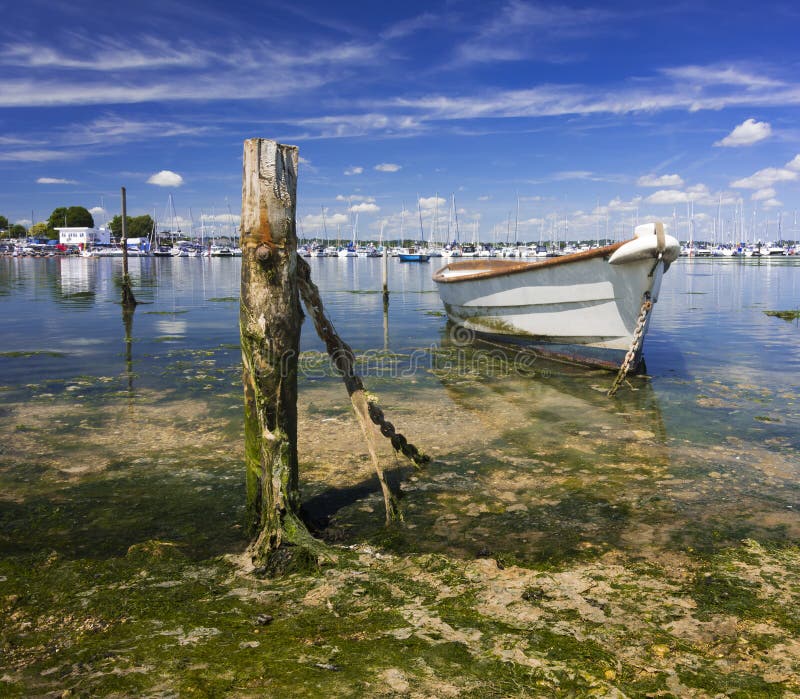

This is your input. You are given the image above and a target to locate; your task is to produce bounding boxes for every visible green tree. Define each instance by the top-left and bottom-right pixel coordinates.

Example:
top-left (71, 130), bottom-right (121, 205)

top-left (29, 222), bottom-right (49, 238)
top-left (109, 214), bottom-right (155, 239)
top-left (47, 206), bottom-right (94, 232)
top-left (9, 223), bottom-right (27, 238)
top-left (0, 215), bottom-right (8, 231)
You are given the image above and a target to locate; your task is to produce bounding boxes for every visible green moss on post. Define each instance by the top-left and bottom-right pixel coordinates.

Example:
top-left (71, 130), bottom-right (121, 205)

top-left (239, 138), bottom-right (319, 572)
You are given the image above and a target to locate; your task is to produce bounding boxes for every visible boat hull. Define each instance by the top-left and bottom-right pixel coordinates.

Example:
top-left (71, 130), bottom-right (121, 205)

top-left (433, 226), bottom-right (678, 369)
top-left (399, 254), bottom-right (430, 262)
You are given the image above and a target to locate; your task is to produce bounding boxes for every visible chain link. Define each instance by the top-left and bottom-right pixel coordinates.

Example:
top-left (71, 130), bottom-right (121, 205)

top-left (296, 256), bottom-right (430, 466)
top-left (608, 292), bottom-right (653, 397)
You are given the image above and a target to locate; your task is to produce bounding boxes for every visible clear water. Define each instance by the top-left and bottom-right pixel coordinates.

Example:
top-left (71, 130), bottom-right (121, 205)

top-left (1, 255), bottom-right (799, 563)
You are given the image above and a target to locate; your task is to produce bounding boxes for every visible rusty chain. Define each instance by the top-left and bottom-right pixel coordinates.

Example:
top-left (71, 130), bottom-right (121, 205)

top-left (296, 255), bottom-right (430, 466)
top-left (607, 292), bottom-right (653, 397)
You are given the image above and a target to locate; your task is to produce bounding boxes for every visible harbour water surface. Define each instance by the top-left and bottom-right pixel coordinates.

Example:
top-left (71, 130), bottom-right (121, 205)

top-left (2, 254), bottom-right (800, 695)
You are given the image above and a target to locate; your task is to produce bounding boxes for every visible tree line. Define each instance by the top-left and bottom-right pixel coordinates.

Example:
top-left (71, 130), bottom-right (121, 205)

top-left (1, 206), bottom-right (96, 238)
top-left (1, 207), bottom-right (154, 242)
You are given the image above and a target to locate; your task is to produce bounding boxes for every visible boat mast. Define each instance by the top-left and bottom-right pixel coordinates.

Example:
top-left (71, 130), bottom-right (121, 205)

top-left (432, 193), bottom-right (438, 248)
top-left (417, 194), bottom-right (424, 246)
top-left (446, 196), bottom-right (452, 245)
top-left (453, 194), bottom-right (460, 243)
top-left (226, 199), bottom-right (237, 248)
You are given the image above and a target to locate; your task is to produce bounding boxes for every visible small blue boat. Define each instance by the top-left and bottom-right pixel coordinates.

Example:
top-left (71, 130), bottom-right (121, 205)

top-left (398, 246), bottom-right (430, 262)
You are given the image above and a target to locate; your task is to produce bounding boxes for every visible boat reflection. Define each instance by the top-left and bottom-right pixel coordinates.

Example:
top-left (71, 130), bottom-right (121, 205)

top-left (436, 322), bottom-right (668, 452)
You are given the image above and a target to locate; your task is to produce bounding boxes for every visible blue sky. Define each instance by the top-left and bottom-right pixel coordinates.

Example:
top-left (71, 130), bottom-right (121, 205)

top-left (2, 0), bottom-right (800, 243)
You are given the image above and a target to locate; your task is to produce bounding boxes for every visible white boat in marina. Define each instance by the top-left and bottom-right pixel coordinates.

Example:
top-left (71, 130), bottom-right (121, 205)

top-left (765, 243), bottom-right (787, 256)
top-left (433, 222), bottom-right (680, 370)
top-left (210, 244), bottom-right (234, 257)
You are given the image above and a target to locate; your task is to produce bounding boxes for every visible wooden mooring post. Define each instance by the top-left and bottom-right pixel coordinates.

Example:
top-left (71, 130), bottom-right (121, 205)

top-left (120, 187), bottom-right (137, 308)
top-left (239, 139), bottom-right (320, 570)
top-left (382, 246), bottom-right (389, 305)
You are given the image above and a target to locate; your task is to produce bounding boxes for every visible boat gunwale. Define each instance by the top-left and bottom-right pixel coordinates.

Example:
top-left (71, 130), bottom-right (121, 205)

top-left (432, 239), bottom-right (628, 283)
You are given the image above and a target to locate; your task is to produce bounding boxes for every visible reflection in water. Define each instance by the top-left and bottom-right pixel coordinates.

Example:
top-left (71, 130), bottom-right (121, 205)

top-left (154, 319), bottom-right (188, 336)
top-left (123, 305), bottom-right (135, 398)
top-left (56, 257), bottom-right (96, 307)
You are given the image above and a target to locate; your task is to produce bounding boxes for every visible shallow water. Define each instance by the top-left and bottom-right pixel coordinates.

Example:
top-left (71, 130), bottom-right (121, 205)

top-left (1, 255), bottom-right (799, 564)
top-left (3, 254), bottom-right (800, 696)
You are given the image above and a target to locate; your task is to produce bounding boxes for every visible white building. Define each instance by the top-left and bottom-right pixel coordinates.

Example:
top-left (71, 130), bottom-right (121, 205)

top-left (56, 227), bottom-right (111, 247)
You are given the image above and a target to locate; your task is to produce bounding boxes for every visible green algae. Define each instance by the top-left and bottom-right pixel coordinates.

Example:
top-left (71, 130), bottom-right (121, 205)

top-left (0, 350), bottom-right (67, 358)
top-left (765, 309), bottom-right (800, 321)
top-left (2, 339), bottom-right (800, 696)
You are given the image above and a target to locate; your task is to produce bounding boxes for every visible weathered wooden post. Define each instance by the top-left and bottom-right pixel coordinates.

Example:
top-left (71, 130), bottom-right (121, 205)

top-left (240, 139), bottom-right (317, 570)
top-left (382, 247), bottom-right (389, 300)
top-left (120, 187), bottom-right (137, 308)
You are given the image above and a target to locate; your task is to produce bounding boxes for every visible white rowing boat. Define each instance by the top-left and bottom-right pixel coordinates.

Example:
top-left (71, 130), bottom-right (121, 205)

top-left (432, 222), bottom-right (680, 370)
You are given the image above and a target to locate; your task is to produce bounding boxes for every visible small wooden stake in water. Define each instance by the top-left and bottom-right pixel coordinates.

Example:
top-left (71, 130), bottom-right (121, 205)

top-left (120, 187), bottom-right (137, 308)
top-left (382, 247), bottom-right (389, 305)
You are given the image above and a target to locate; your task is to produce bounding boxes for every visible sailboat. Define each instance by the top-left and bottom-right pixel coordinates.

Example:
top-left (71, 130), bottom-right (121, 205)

top-left (399, 196), bottom-right (430, 262)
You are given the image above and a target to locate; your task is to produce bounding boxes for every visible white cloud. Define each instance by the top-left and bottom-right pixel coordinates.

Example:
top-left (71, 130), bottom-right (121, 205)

top-left (645, 183), bottom-right (739, 206)
top-left (646, 190), bottom-right (694, 205)
top-left (63, 116), bottom-right (208, 147)
top-left (731, 167), bottom-right (797, 189)
top-left (344, 166), bottom-right (363, 176)
top-left (613, 197), bottom-right (642, 211)
top-left (786, 154), bottom-right (800, 171)
top-left (336, 194), bottom-right (374, 202)
top-left (762, 198), bottom-right (782, 209)
top-left (661, 65), bottom-right (784, 89)
top-left (0, 35), bottom-right (377, 109)
top-left (418, 196), bottom-right (446, 211)
top-left (302, 212), bottom-right (349, 229)
top-left (381, 12), bottom-right (439, 40)
top-left (715, 118), bottom-right (772, 147)
top-left (449, 1), bottom-right (616, 67)
top-left (751, 187), bottom-right (776, 201)
top-left (637, 173), bottom-right (684, 188)
top-left (350, 202), bottom-right (380, 213)
top-left (89, 206), bottom-right (106, 216)
top-left (36, 177), bottom-right (77, 184)
top-left (1, 39), bottom-right (211, 71)
top-left (291, 114), bottom-right (424, 140)
top-left (478, 195), bottom-right (491, 201)
top-left (147, 170), bottom-right (184, 187)
top-left (375, 163), bottom-right (401, 172)
top-left (0, 149), bottom-right (72, 162)
top-left (553, 170), bottom-right (594, 180)
top-left (0, 136), bottom-right (36, 145)
top-left (200, 212), bottom-right (239, 225)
